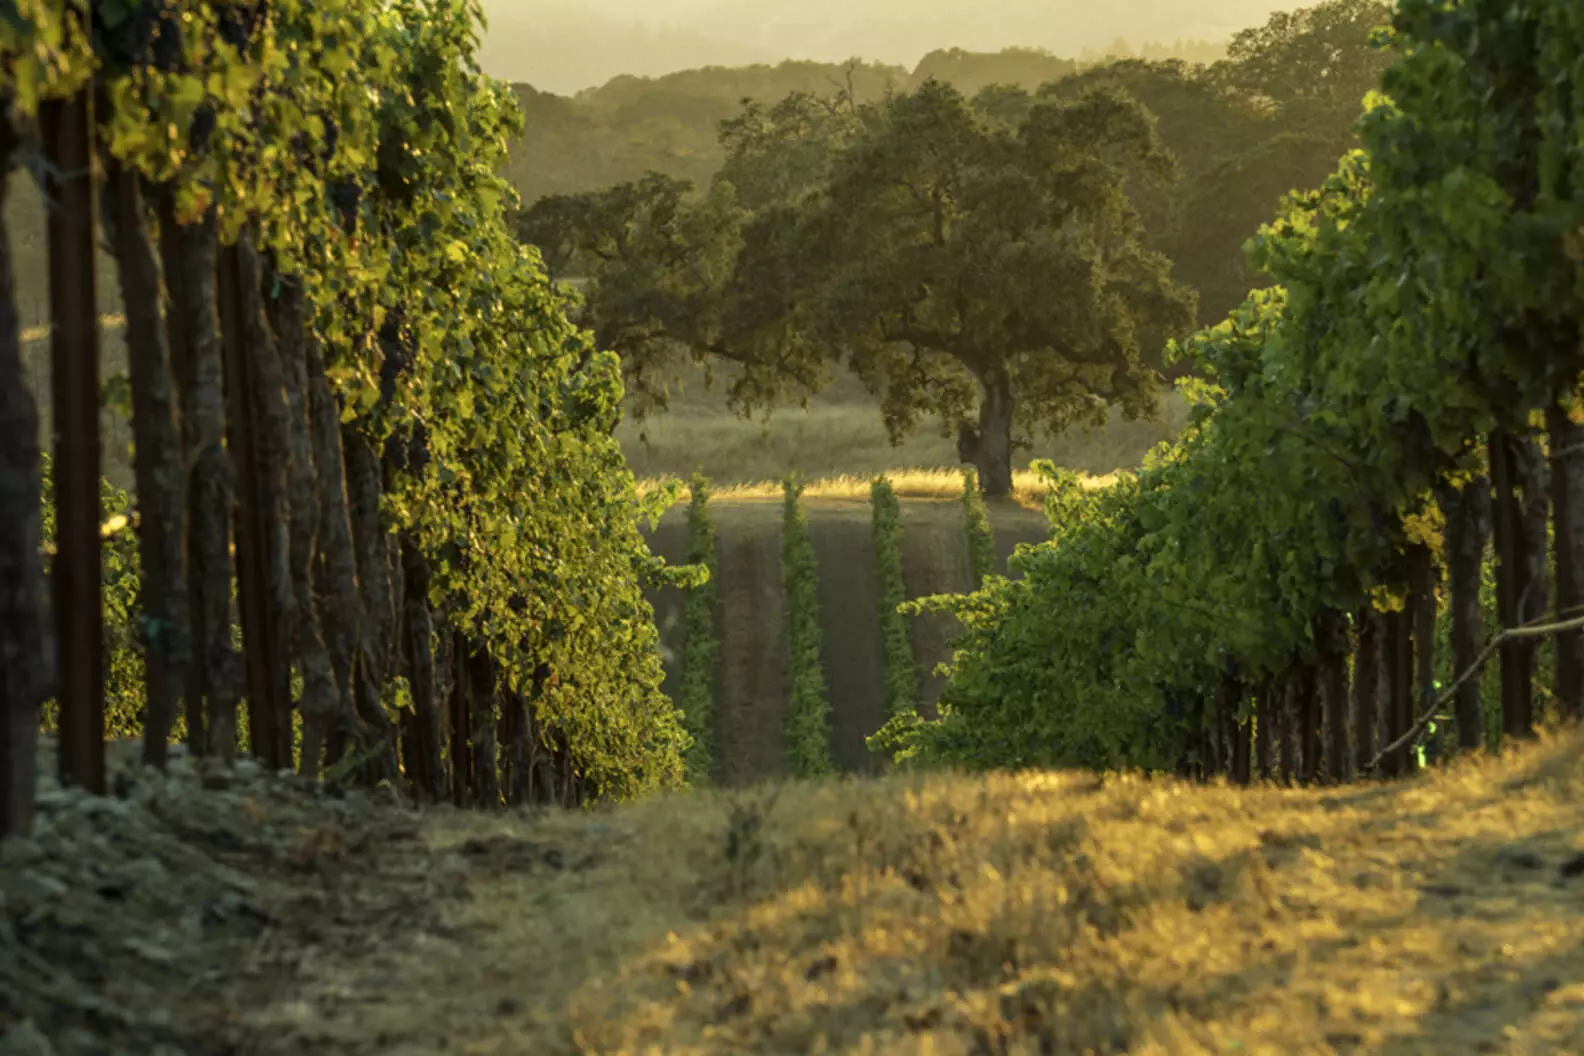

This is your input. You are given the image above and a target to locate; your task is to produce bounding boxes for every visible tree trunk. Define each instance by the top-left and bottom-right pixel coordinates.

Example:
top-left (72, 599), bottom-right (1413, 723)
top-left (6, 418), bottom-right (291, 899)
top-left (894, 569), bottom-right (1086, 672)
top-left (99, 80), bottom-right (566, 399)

top-left (1205, 693), bottom-right (1225, 779)
top-left (974, 367), bottom-right (1015, 499)
top-left (1516, 432), bottom-right (1550, 724)
top-left (235, 240), bottom-right (298, 767)
top-left (525, 679), bottom-right (559, 805)
top-left (103, 160), bottom-right (191, 770)
top-left (504, 665), bottom-right (546, 805)
top-left (43, 90), bottom-right (104, 794)
top-left (306, 337), bottom-right (363, 766)
top-left (1408, 544), bottom-right (1439, 767)
top-left (1230, 711), bottom-right (1252, 786)
top-left (401, 536), bottom-right (445, 803)
top-left (1254, 680), bottom-right (1273, 781)
top-left (496, 689), bottom-right (518, 806)
top-left (1222, 675), bottom-right (1251, 785)
top-left (1380, 607), bottom-right (1413, 778)
top-left (0, 126), bottom-right (52, 836)
top-left (155, 190), bottom-right (198, 749)
top-left (1351, 607), bottom-right (1379, 777)
top-left (1438, 474), bottom-right (1491, 751)
top-left (1489, 428), bottom-right (1535, 740)
top-left (266, 268), bottom-right (337, 778)
top-left (447, 628), bottom-right (472, 806)
top-left (1275, 669), bottom-right (1299, 784)
top-left (221, 242), bottom-right (281, 766)
top-left (1296, 660), bottom-right (1320, 785)
top-left (1550, 402), bottom-right (1584, 723)
top-left (160, 207), bottom-right (241, 761)
top-left (345, 429), bottom-right (396, 780)
top-left (1317, 610), bottom-right (1349, 783)
top-left (468, 642), bottom-right (501, 807)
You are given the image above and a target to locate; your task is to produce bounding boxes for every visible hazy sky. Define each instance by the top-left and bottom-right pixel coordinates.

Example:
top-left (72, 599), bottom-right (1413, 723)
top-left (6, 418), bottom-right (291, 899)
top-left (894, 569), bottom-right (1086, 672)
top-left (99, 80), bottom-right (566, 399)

top-left (477, 0), bottom-right (1300, 96)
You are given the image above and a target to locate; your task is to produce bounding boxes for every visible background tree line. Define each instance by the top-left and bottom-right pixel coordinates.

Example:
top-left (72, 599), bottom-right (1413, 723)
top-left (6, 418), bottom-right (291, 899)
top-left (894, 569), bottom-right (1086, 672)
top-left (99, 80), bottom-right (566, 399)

top-left (514, 0), bottom-right (1393, 498)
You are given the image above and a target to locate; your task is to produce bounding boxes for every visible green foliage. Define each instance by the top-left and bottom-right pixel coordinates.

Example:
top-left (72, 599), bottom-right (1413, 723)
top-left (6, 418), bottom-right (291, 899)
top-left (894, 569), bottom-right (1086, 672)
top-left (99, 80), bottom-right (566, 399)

top-left (526, 75), bottom-right (1196, 494)
top-left (0, 0), bottom-right (93, 114)
top-left (37, 456), bottom-right (147, 740)
top-left (678, 474), bottom-right (719, 784)
top-left (880, 465), bottom-right (1183, 771)
top-left (961, 469), bottom-right (997, 587)
top-left (1212, 0), bottom-right (1394, 140)
top-left (512, 3), bottom-right (1393, 372)
top-left (869, 476), bottom-right (919, 719)
top-left (874, 0), bottom-right (1584, 777)
top-left (41, 0), bottom-right (697, 802)
top-left (517, 171), bottom-right (754, 416)
top-left (762, 78), bottom-right (1196, 494)
top-left (780, 475), bottom-right (832, 777)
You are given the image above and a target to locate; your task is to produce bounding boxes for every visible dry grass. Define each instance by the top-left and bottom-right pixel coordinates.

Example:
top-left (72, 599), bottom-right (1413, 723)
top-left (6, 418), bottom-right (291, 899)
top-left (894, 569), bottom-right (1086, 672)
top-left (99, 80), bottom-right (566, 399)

top-left (638, 467), bottom-right (1121, 514)
top-left (20, 313), bottom-right (128, 345)
top-left (617, 363), bottom-right (1190, 488)
top-left (273, 725), bottom-right (1584, 1054)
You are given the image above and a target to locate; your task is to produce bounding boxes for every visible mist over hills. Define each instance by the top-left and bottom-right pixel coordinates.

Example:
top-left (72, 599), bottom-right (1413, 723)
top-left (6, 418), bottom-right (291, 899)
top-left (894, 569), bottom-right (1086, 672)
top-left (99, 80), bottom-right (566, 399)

top-left (477, 0), bottom-right (1296, 95)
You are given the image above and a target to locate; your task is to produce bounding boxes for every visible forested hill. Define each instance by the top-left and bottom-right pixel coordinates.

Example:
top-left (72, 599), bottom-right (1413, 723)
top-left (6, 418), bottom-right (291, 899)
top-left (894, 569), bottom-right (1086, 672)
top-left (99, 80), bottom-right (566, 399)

top-left (504, 1), bottom-right (1391, 335)
top-left (502, 44), bottom-right (1217, 207)
top-left (476, 0), bottom-right (1286, 95)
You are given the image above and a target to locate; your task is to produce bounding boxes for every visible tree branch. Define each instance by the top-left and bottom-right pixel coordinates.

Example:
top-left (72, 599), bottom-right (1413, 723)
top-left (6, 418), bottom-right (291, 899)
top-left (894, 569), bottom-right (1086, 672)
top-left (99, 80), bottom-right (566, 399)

top-left (1361, 607), bottom-right (1584, 776)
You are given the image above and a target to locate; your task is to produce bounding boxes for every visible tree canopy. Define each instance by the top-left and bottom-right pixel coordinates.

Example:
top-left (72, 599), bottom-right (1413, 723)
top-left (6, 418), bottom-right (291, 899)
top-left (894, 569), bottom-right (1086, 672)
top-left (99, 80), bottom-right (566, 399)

top-left (521, 78), bottom-right (1195, 495)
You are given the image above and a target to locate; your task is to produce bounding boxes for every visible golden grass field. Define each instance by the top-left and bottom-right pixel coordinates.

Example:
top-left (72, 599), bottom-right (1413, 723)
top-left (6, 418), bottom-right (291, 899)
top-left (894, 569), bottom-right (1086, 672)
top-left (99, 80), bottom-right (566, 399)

top-left (259, 723), bottom-right (1584, 1054)
top-left (617, 361), bottom-right (1190, 491)
top-left (636, 467), bottom-right (1120, 515)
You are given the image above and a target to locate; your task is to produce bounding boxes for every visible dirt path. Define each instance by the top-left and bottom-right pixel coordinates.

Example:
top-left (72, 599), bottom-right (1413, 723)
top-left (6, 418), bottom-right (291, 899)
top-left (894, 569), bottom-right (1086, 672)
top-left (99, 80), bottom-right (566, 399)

top-left (218, 726), bottom-right (1584, 1055)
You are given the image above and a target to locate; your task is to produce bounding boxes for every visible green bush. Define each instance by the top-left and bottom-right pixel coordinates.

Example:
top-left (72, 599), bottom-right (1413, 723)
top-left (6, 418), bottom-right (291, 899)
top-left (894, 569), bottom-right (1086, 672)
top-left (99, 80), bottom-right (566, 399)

top-left (870, 475), bottom-right (919, 719)
top-left (872, 466), bottom-right (1182, 773)
top-left (678, 474), bottom-right (719, 784)
top-left (780, 475), bottom-right (833, 777)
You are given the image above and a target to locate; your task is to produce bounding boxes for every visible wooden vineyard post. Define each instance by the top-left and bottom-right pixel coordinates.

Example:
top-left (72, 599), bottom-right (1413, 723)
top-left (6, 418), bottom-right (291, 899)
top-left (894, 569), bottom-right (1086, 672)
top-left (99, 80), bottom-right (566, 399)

top-left (1489, 429), bottom-right (1535, 739)
top-left (218, 242), bottom-right (288, 768)
top-left (43, 87), bottom-right (105, 794)
top-left (0, 114), bottom-right (51, 836)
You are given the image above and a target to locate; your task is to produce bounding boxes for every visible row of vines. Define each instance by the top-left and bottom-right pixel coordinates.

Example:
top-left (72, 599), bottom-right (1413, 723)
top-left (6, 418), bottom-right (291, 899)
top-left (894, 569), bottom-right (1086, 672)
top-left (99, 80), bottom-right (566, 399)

top-left (874, 0), bottom-right (1584, 785)
top-left (0, 0), bottom-right (699, 838)
top-left (671, 471), bottom-right (1006, 781)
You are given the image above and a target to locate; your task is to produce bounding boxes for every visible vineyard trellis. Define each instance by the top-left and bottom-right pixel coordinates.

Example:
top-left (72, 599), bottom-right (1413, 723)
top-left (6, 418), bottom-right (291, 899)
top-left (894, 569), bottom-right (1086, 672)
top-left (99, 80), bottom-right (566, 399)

top-left (873, 0), bottom-right (1584, 784)
top-left (0, 0), bottom-right (696, 840)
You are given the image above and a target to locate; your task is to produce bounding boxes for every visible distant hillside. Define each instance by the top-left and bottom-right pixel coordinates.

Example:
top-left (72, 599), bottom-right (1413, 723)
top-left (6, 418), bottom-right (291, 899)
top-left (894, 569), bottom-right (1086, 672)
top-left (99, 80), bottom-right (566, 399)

top-left (478, 0), bottom-right (1281, 94)
top-left (503, 44), bottom-right (1223, 206)
top-left (504, 58), bottom-right (911, 203)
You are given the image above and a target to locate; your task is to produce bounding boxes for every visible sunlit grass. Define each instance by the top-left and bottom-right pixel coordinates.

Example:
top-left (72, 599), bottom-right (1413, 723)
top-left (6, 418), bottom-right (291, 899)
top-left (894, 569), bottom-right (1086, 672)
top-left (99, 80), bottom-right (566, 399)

top-left (638, 466), bottom-right (1121, 513)
top-left (617, 365), bottom-right (1190, 489)
top-left (295, 723), bottom-right (1584, 1054)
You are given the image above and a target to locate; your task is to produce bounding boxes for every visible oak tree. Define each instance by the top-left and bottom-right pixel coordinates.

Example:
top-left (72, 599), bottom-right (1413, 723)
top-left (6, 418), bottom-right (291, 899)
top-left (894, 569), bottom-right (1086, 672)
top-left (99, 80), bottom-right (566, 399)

top-left (781, 79), bottom-right (1196, 496)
